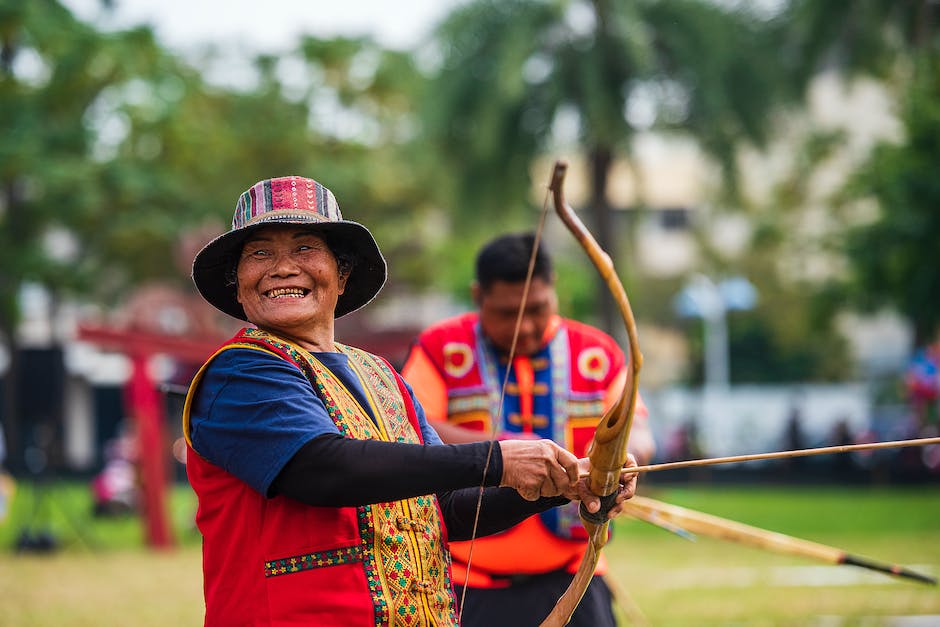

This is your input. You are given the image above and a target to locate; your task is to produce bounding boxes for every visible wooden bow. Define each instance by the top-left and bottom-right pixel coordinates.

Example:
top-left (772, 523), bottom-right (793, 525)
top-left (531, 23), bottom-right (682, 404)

top-left (538, 160), bottom-right (644, 626)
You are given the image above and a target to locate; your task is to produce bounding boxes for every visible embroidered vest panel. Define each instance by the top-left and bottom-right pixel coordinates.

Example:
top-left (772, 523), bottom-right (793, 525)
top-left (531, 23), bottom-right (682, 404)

top-left (184, 328), bottom-right (457, 626)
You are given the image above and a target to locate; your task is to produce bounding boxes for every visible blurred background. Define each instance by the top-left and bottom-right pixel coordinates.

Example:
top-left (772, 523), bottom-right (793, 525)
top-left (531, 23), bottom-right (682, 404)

top-left (1, 0), bottom-right (939, 624)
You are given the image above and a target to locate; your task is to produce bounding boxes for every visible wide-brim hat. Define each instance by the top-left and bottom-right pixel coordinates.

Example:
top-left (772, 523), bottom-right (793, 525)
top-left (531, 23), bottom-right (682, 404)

top-left (192, 176), bottom-right (386, 320)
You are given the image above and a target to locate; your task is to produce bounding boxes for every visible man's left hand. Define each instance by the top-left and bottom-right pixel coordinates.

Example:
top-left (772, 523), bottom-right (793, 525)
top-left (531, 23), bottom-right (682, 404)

top-left (566, 453), bottom-right (638, 518)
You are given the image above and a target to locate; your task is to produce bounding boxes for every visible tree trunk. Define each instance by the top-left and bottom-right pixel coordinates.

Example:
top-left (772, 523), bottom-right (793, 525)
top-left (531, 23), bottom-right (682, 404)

top-left (0, 179), bottom-right (22, 472)
top-left (587, 145), bottom-right (618, 335)
top-left (0, 318), bottom-right (20, 473)
top-left (915, 0), bottom-right (934, 51)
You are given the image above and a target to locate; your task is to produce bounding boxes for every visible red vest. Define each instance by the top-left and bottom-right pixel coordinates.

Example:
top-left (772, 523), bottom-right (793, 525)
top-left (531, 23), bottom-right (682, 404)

top-left (184, 329), bottom-right (458, 626)
top-left (408, 314), bottom-right (625, 586)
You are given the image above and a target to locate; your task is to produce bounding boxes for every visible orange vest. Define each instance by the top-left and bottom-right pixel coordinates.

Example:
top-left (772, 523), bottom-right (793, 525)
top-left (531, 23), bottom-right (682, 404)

top-left (404, 314), bottom-right (631, 587)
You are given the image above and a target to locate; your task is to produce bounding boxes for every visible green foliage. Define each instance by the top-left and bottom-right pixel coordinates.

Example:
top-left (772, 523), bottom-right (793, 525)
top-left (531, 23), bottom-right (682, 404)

top-left (419, 0), bottom-right (562, 228)
top-left (667, 0), bottom-right (940, 383)
top-left (423, 0), bottom-right (790, 216)
top-left (643, 0), bottom-right (793, 187)
top-left (779, 0), bottom-right (932, 83)
top-left (775, 2), bottom-right (940, 346)
top-left (841, 60), bottom-right (940, 344)
top-left (2, 0), bottom-right (939, 390)
top-left (728, 312), bottom-right (849, 383)
top-left (0, 1), bottom-right (437, 318)
top-left (0, 2), bottom-right (252, 318)
top-left (419, 0), bottom-right (796, 338)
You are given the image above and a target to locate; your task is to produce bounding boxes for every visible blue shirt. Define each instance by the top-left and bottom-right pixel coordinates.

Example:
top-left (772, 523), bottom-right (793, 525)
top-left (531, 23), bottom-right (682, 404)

top-left (189, 348), bottom-right (441, 496)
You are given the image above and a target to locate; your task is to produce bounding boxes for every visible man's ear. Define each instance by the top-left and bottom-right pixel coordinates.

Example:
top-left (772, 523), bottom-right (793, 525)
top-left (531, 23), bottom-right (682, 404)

top-left (471, 281), bottom-right (482, 306)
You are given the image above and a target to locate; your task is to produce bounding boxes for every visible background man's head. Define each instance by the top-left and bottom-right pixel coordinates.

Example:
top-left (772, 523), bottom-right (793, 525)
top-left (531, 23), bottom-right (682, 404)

top-left (473, 233), bottom-right (557, 355)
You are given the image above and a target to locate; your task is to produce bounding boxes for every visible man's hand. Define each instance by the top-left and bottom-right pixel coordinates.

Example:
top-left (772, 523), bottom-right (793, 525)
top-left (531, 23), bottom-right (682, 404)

top-left (497, 439), bottom-right (581, 501)
top-left (566, 453), bottom-right (639, 518)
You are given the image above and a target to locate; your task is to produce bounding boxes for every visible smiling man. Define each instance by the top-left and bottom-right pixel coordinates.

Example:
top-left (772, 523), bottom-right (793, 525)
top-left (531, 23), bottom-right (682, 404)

top-left (235, 227), bottom-right (351, 350)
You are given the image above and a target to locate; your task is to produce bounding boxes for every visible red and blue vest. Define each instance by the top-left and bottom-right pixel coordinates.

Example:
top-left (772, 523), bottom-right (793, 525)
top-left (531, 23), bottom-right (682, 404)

top-left (403, 313), bottom-right (631, 586)
top-left (183, 328), bottom-right (458, 626)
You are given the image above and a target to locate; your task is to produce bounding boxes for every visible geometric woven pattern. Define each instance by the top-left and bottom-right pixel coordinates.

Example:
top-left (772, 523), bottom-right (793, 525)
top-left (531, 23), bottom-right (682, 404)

top-left (235, 328), bottom-right (459, 626)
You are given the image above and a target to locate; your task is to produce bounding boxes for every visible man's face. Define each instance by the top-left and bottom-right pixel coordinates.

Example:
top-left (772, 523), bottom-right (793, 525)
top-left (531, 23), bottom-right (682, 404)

top-left (474, 277), bottom-right (557, 355)
top-left (236, 225), bottom-right (347, 335)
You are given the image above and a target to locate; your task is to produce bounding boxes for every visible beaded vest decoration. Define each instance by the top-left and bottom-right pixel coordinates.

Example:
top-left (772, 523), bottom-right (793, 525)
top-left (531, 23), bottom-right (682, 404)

top-left (195, 327), bottom-right (458, 627)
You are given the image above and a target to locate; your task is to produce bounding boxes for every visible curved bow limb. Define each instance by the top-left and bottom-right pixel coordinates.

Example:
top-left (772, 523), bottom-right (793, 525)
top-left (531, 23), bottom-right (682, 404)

top-left (539, 161), bottom-right (644, 626)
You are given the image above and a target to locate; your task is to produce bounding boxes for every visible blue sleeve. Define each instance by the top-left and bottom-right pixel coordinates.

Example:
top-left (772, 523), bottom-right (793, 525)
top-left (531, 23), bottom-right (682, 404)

top-left (189, 349), bottom-right (341, 495)
top-left (401, 377), bottom-right (442, 446)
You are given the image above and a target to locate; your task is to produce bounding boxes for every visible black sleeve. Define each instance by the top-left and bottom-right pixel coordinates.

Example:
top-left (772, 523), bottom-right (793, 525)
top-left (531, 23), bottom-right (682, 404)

top-left (270, 434), bottom-right (571, 539)
top-left (269, 433), bottom-right (504, 506)
top-left (437, 487), bottom-right (569, 541)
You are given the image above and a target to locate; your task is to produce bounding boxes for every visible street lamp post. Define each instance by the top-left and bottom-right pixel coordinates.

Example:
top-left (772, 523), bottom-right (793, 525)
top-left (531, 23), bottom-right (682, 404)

top-left (675, 274), bottom-right (757, 390)
top-left (674, 274), bottom-right (758, 455)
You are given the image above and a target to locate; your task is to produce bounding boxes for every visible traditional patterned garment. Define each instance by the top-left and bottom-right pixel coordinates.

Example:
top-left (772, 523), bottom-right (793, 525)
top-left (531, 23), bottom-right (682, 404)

top-left (184, 328), bottom-right (458, 627)
top-left (403, 313), bottom-right (647, 587)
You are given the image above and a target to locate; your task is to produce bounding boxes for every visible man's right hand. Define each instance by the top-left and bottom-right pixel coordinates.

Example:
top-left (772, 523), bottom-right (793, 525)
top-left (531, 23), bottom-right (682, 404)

top-left (497, 439), bottom-right (581, 501)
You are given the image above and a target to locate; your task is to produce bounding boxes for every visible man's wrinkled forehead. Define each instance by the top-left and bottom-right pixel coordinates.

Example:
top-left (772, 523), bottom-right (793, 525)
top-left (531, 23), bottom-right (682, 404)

top-left (243, 225), bottom-right (326, 245)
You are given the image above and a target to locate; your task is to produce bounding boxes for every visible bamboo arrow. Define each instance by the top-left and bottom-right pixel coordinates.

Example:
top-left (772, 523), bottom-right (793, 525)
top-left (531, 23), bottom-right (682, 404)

top-left (623, 505), bottom-right (697, 542)
top-left (584, 436), bottom-right (940, 477)
top-left (620, 495), bottom-right (936, 585)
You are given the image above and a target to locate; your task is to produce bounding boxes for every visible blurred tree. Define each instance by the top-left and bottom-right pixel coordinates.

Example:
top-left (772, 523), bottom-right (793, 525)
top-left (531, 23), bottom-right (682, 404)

top-left (2, 7), bottom-right (436, 318)
top-left (75, 52), bottom-right (319, 297)
top-left (292, 36), bottom-right (441, 291)
top-left (841, 61), bottom-right (940, 346)
top-left (670, 0), bottom-right (940, 383)
top-left (779, 0), bottom-right (935, 84)
top-left (0, 0), bottom-right (178, 463)
top-left (780, 0), bottom-right (940, 346)
top-left (0, 2), bottom-right (429, 466)
top-left (418, 0), bottom-right (793, 333)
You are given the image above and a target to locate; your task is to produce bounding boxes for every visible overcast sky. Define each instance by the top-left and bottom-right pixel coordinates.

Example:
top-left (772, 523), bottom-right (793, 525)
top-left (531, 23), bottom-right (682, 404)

top-left (62, 0), bottom-right (465, 53)
top-left (60, 0), bottom-right (469, 87)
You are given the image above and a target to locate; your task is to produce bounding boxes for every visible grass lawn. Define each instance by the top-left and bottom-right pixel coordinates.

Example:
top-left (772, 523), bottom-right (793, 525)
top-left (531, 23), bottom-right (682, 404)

top-left (0, 481), bottom-right (937, 626)
top-left (607, 485), bottom-right (940, 626)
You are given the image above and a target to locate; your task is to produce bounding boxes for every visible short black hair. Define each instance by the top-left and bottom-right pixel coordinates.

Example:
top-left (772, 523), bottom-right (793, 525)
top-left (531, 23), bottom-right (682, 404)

top-left (475, 232), bottom-right (553, 290)
top-left (319, 231), bottom-right (356, 277)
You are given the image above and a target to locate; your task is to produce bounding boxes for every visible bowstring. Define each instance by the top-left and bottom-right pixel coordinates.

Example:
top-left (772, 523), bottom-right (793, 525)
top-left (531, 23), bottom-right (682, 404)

top-left (458, 183), bottom-right (553, 616)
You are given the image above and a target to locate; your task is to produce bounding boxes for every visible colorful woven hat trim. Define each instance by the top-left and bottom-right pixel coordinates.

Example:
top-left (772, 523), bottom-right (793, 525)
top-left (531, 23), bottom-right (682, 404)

top-left (233, 177), bottom-right (342, 229)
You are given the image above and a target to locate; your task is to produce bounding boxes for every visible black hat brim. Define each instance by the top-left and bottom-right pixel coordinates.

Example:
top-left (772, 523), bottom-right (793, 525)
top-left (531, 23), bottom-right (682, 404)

top-left (192, 220), bottom-right (386, 321)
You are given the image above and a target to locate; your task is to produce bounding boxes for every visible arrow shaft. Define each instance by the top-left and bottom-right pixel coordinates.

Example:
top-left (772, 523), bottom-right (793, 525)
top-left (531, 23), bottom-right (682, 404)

top-left (613, 437), bottom-right (940, 475)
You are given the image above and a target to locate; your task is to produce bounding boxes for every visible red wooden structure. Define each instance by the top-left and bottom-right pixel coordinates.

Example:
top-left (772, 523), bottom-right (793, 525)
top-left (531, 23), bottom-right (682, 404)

top-left (77, 323), bottom-right (221, 548)
top-left (75, 281), bottom-right (420, 548)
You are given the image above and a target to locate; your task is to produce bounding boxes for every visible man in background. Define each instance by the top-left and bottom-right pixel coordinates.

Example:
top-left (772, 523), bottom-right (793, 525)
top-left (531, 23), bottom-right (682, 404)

top-left (402, 232), bottom-right (655, 627)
